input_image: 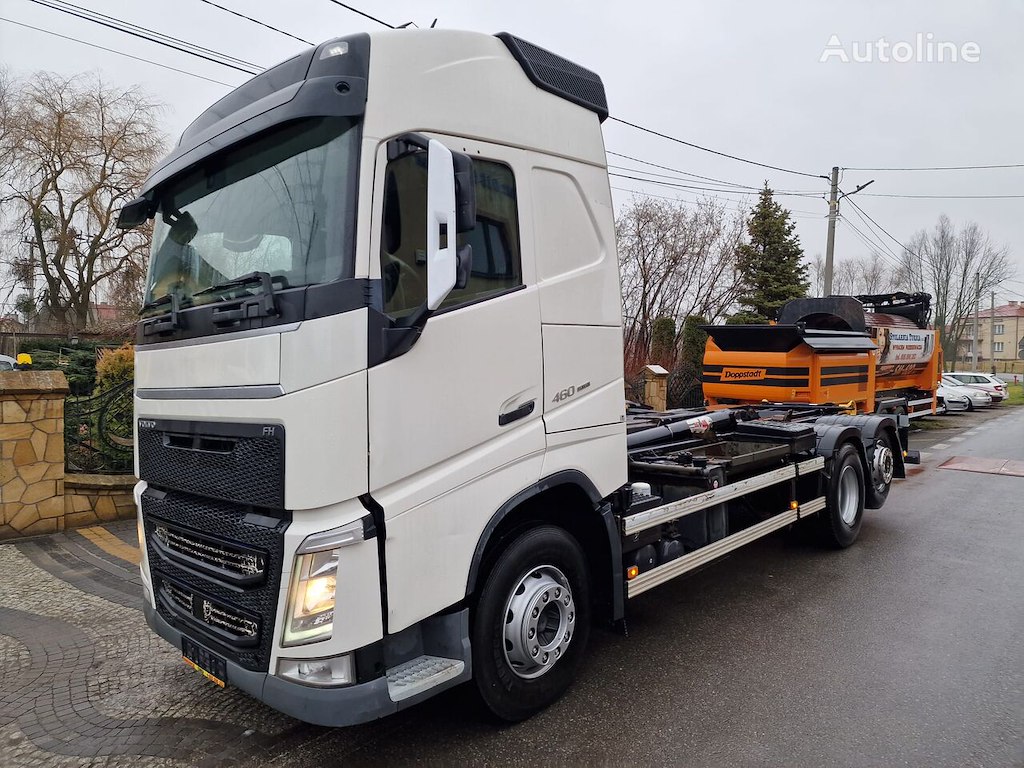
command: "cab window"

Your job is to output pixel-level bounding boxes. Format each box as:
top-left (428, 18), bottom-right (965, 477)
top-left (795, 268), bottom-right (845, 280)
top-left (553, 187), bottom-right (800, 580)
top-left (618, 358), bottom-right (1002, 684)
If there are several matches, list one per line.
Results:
top-left (380, 154), bottom-right (521, 318)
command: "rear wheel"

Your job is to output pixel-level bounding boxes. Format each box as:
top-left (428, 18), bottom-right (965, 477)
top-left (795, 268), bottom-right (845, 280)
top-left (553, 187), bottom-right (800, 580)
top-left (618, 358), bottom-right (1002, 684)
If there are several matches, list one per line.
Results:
top-left (472, 525), bottom-right (591, 722)
top-left (819, 443), bottom-right (865, 548)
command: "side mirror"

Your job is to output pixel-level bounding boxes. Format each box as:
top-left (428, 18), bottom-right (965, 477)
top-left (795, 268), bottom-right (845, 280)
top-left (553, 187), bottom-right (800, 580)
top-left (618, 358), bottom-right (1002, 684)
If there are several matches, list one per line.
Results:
top-left (117, 196), bottom-right (155, 230)
top-left (455, 244), bottom-right (472, 290)
top-left (453, 152), bottom-right (476, 233)
top-left (425, 139), bottom-right (458, 311)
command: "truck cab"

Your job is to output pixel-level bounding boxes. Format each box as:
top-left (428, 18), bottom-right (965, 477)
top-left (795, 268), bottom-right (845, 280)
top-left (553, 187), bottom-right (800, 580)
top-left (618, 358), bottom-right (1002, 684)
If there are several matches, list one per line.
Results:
top-left (124, 30), bottom-right (626, 724)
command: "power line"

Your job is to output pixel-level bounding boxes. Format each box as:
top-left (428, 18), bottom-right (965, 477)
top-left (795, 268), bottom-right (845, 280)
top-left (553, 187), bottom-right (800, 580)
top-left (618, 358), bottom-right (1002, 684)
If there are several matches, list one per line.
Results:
top-left (859, 192), bottom-right (1024, 200)
top-left (199, 0), bottom-right (312, 45)
top-left (607, 151), bottom-right (759, 190)
top-left (838, 216), bottom-right (904, 271)
top-left (842, 201), bottom-right (904, 263)
top-left (608, 171), bottom-right (826, 203)
top-left (606, 160), bottom-right (825, 196)
top-left (323, 0), bottom-right (395, 28)
top-left (26, 0), bottom-right (259, 69)
top-left (608, 116), bottom-right (829, 181)
top-left (608, 172), bottom-right (762, 196)
top-left (0, 16), bottom-right (239, 87)
top-left (43, 0), bottom-right (260, 69)
top-left (610, 185), bottom-right (826, 219)
top-left (843, 199), bottom-right (931, 278)
top-left (23, 0), bottom-right (262, 74)
top-left (843, 163), bottom-right (1024, 171)
top-left (840, 217), bottom-right (890, 261)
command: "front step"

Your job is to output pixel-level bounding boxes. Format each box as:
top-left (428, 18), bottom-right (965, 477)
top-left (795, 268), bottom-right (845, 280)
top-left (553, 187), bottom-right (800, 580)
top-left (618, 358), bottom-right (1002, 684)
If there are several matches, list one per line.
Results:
top-left (387, 655), bottom-right (465, 702)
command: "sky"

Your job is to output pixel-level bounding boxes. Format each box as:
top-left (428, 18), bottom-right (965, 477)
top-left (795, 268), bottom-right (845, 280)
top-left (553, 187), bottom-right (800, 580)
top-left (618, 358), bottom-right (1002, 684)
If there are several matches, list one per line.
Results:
top-left (2, 0), bottom-right (1023, 306)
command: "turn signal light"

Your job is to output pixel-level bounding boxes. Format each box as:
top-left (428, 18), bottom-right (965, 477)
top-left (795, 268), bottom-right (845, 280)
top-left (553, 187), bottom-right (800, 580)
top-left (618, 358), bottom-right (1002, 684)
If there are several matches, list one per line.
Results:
top-left (626, 565), bottom-right (639, 580)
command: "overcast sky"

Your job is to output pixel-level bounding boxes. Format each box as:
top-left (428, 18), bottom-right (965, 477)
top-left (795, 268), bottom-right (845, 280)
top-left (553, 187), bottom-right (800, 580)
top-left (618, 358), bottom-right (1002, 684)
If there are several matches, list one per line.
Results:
top-left (2, 0), bottom-right (1022, 304)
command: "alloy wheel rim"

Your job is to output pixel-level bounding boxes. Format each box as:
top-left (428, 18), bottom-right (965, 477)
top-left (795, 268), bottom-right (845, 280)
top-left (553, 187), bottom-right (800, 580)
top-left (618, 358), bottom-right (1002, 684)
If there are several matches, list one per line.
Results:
top-left (502, 565), bottom-right (576, 680)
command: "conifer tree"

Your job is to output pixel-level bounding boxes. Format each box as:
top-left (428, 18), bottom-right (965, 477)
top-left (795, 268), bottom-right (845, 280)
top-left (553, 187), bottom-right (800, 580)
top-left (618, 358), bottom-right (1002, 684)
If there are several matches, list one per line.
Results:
top-left (732, 184), bottom-right (808, 323)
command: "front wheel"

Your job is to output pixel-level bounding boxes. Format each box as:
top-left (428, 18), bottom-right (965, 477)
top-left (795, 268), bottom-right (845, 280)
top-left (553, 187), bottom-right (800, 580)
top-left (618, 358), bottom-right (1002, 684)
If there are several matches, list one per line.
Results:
top-left (472, 525), bottom-right (591, 722)
top-left (819, 443), bottom-right (866, 548)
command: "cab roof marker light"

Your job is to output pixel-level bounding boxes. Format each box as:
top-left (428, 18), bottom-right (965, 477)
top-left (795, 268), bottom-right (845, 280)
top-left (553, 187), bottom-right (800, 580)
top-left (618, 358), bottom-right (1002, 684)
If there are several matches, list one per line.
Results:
top-left (320, 42), bottom-right (349, 59)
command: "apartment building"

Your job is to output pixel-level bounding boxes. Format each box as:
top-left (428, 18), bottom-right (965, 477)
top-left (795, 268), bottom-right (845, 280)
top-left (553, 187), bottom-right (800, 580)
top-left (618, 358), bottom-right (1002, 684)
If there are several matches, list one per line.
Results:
top-left (956, 300), bottom-right (1024, 367)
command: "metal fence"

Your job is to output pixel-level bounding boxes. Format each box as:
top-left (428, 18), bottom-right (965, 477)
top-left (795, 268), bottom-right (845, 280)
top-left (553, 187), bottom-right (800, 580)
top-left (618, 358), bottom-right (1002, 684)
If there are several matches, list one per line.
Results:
top-left (626, 369), bottom-right (707, 410)
top-left (65, 380), bottom-right (134, 474)
top-left (667, 369), bottom-right (705, 410)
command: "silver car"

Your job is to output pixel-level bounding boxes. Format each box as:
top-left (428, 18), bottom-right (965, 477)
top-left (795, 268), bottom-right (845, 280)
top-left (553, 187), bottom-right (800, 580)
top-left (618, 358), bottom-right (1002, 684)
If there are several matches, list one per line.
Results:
top-left (0, 354), bottom-right (17, 372)
top-left (940, 376), bottom-right (992, 411)
top-left (945, 371), bottom-right (1007, 402)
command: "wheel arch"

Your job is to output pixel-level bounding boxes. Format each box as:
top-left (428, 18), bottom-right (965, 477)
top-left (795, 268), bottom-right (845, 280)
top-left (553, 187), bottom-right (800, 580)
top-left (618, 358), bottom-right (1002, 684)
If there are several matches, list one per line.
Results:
top-left (814, 414), bottom-right (905, 479)
top-left (465, 470), bottom-right (624, 623)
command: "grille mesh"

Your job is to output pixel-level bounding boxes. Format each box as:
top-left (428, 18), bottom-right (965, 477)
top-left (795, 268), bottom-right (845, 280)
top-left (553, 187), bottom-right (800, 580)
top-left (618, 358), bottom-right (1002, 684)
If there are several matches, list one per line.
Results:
top-left (138, 425), bottom-right (283, 507)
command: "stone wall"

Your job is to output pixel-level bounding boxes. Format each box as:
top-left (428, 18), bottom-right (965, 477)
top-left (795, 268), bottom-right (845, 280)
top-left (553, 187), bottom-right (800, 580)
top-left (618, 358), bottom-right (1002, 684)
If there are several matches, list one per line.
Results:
top-left (64, 474), bottom-right (136, 529)
top-left (1, 370), bottom-right (137, 540)
top-left (0, 371), bottom-right (67, 538)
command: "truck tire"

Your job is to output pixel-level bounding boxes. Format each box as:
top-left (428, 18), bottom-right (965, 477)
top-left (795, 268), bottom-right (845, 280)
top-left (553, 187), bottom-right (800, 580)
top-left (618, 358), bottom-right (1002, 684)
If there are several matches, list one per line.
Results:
top-left (865, 432), bottom-right (896, 509)
top-left (819, 443), bottom-right (865, 548)
top-left (472, 525), bottom-right (591, 722)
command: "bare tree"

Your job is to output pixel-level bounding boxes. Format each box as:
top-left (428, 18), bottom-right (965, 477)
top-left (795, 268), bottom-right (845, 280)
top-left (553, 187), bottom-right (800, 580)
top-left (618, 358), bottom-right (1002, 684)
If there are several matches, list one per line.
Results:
top-left (805, 250), bottom-right (895, 298)
top-left (856, 250), bottom-right (893, 294)
top-left (617, 195), bottom-right (745, 373)
top-left (895, 215), bottom-right (1012, 363)
top-left (0, 72), bottom-right (164, 330)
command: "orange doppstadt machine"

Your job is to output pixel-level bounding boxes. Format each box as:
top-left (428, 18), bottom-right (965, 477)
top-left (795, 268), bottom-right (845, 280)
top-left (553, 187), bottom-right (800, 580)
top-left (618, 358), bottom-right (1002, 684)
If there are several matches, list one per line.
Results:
top-left (703, 293), bottom-right (941, 417)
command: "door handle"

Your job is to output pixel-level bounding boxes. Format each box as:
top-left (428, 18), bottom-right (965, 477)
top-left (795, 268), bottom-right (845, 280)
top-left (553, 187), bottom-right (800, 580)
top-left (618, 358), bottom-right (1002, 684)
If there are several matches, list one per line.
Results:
top-left (498, 399), bottom-right (535, 426)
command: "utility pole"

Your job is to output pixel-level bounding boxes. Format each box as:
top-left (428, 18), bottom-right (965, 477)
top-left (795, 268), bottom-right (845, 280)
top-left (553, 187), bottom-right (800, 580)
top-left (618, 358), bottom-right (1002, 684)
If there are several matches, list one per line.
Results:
top-left (971, 271), bottom-right (980, 368)
top-left (823, 169), bottom-right (873, 297)
top-left (990, 290), bottom-right (996, 373)
top-left (824, 166), bottom-right (839, 296)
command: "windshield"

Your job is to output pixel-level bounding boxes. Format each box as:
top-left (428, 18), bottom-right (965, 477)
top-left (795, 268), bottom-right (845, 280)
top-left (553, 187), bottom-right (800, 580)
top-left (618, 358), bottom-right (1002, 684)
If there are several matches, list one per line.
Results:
top-left (143, 117), bottom-right (359, 314)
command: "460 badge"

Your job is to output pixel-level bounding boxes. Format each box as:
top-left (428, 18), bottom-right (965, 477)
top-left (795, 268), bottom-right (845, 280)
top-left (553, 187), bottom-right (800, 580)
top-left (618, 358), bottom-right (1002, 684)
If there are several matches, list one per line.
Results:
top-left (552, 381), bottom-right (591, 404)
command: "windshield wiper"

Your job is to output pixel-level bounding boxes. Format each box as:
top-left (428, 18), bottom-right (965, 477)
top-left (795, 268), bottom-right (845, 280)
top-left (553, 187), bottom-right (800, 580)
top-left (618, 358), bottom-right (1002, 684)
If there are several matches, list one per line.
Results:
top-left (139, 292), bottom-right (183, 335)
top-left (194, 271), bottom-right (281, 325)
top-left (140, 292), bottom-right (174, 313)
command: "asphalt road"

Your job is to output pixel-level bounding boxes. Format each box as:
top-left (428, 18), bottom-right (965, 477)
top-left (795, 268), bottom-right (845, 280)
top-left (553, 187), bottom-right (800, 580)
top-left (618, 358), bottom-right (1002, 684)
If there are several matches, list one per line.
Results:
top-left (1, 406), bottom-right (1021, 767)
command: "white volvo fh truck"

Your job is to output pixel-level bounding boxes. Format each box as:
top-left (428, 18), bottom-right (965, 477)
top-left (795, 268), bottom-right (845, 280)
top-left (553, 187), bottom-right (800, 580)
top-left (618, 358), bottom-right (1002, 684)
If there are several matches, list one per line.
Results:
top-left (120, 30), bottom-right (914, 725)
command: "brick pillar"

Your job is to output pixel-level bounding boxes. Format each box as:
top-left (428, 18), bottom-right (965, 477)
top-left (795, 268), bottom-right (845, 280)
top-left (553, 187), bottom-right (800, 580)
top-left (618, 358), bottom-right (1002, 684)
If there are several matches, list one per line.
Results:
top-left (0, 370), bottom-right (68, 539)
top-left (642, 364), bottom-right (669, 412)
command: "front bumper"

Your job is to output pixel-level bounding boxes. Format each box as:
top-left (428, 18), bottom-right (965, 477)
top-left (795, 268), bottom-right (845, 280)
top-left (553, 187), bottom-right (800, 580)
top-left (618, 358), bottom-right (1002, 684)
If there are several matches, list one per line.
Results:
top-left (943, 399), bottom-right (969, 412)
top-left (145, 602), bottom-right (394, 726)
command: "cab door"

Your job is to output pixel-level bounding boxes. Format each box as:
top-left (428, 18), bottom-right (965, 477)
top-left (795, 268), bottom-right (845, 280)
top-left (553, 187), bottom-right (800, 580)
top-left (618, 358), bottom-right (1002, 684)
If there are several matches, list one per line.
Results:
top-left (366, 136), bottom-right (544, 632)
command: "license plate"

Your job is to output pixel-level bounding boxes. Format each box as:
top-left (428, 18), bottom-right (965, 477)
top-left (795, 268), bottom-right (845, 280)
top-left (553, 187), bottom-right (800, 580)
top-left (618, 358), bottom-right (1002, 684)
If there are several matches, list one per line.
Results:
top-left (182, 637), bottom-right (227, 688)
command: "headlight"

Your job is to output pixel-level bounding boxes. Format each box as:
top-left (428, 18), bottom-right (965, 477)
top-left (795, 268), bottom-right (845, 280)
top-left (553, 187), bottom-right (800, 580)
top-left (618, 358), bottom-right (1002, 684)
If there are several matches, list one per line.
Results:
top-left (282, 519), bottom-right (368, 646)
top-left (284, 550), bottom-right (339, 645)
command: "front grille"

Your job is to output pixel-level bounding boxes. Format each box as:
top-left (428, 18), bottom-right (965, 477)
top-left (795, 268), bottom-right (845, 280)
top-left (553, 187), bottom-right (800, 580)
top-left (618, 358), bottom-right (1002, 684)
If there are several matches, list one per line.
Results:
top-left (156, 577), bottom-right (260, 645)
top-left (153, 522), bottom-right (266, 584)
top-left (138, 419), bottom-right (284, 508)
top-left (143, 488), bottom-right (289, 672)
